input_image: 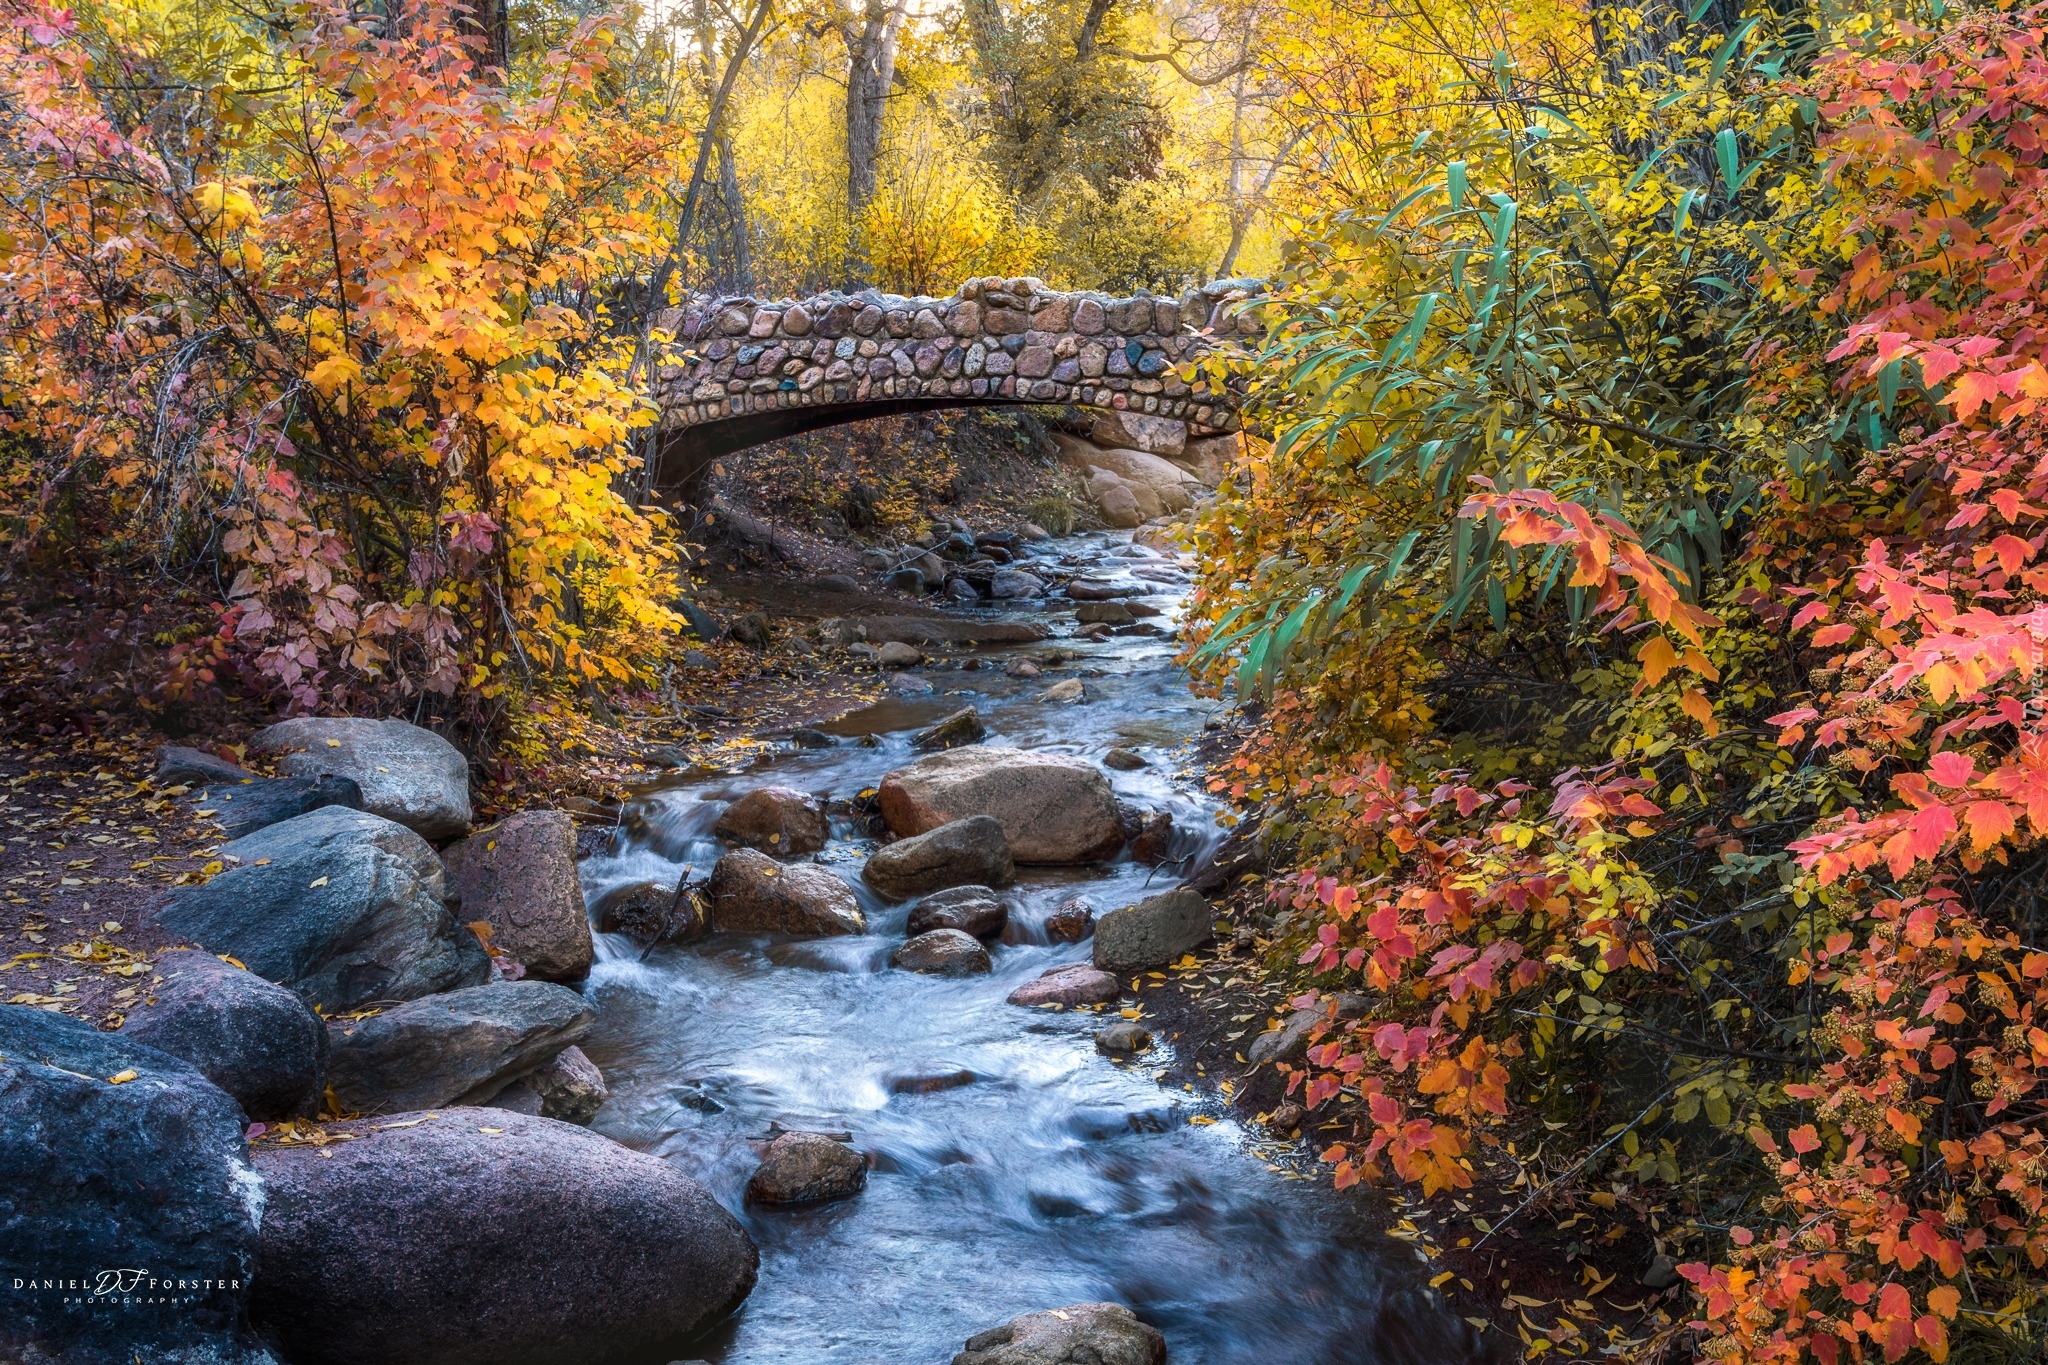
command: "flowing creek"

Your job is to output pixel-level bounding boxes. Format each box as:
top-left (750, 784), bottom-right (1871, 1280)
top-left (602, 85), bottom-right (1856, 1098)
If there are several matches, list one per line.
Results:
top-left (575, 531), bottom-right (1489, 1364)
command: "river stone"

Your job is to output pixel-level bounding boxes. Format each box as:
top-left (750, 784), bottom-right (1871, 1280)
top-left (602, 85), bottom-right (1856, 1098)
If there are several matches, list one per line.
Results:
top-left (118, 949), bottom-right (327, 1121)
top-left (1096, 1020), bottom-right (1153, 1055)
top-left (1007, 963), bottom-right (1120, 1007)
top-left (1042, 679), bottom-right (1086, 703)
top-left (441, 810), bottom-right (592, 982)
top-left (879, 747), bottom-right (1124, 864)
top-left (990, 569), bottom-right (1045, 598)
top-left (0, 1007), bottom-right (274, 1365)
top-left (1045, 897), bottom-right (1095, 942)
top-left (892, 928), bottom-right (993, 977)
top-left (907, 884), bottom-right (1008, 939)
top-left (954, 1302), bottom-right (1166, 1365)
top-left (485, 1044), bottom-right (607, 1125)
top-left (877, 640), bottom-right (923, 668)
top-left (1005, 658), bottom-right (1042, 679)
top-left (196, 774), bottom-right (365, 840)
top-left (591, 878), bottom-right (707, 943)
top-left (156, 742), bottom-right (256, 787)
top-left (251, 716), bottom-right (473, 840)
top-left (864, 816), bottom-right (1014, 899)
top-left (745, 1131), bottom-right (867, 1205)
top-left (1067, 577), bottom-right (1149, 600)
top-left (324, 981), bottom-right (593, 1114)
top-left (708, 849), bottom-right (865, 936)
top-left (1094, 889), bottom-right (1213, 972)
top-left (1103, 747), bottom-right (1147, 770)
top-left (158, 805), bottom-right (492, 1014)
top-left (911, 706), bottom-right (987, 751)
top-left (714, 786), bottom-right (829, 856)
top-left (1075, 601), bottom-right (1136, 626)
top-left (251, 1109), bottom-right (758, 1365)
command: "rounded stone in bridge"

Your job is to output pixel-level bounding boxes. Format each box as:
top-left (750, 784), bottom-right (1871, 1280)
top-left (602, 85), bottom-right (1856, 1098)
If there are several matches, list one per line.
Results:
top-left (645, 275), bottom-right (1260, 488)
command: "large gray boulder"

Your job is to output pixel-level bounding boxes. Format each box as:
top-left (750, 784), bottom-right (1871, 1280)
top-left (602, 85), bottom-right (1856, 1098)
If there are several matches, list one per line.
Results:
top-left (118, 949), bottom-right (327, 1121)
top-left (879, 747), bottom-right (1124, 864)
top-left (707, 849), bottom-right (865, 936)
top-left (863, 815), bottom-right (1014, 899)
top-left (158, 806), bottom-right (492, 1014)
top-left (324, 981), bottom-right (592, 1114)
top-left (195, 774), bottom-right (363, 840)
top-left (440, 810), bottom-right (593, 982)
top-left (251, 716), bottom-right (473, 840)
top-left (1093, 889), bottom-right (1213, 972)
top-left (954, 1302), bottom-right (1167, 1365)
top-left (713, 786), bottom-right (828, 856)
top-left (250, 1109), bottom-right (757, 1365)
top-left (0, 1007), bottom-right (275, 1365)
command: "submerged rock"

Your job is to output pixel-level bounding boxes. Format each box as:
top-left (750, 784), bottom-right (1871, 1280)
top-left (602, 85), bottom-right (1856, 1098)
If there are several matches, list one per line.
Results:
top-left (745, 1131), bottom-right (867, 1205)
top-left (953, 1302), bottom-right (1167, 1365)
top-left (251, 1109), bottom-right (757, 1365)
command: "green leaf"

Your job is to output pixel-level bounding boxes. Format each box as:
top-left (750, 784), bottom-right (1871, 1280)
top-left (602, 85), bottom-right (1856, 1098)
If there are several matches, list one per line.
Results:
top-left (1715, 128), bottom-right (1741, 193)
top-left (1446, 160), bottom-right (1468, 210)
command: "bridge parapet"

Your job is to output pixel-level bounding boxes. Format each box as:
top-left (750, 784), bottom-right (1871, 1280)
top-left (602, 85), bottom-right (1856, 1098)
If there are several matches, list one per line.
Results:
top-left (644, 275), bottom-right (1260, 484)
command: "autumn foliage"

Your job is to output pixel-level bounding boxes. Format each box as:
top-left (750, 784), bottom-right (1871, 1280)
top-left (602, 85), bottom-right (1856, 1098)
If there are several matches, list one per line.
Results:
top-left (0, 0), bottom-right (688, 715)
top-left (1187, 1), bottom-right (2048, 1359)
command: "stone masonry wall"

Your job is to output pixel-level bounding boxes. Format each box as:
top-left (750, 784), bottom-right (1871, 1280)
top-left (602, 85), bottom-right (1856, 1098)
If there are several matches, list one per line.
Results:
top-left (649, 275), bottom-right (1259, 440)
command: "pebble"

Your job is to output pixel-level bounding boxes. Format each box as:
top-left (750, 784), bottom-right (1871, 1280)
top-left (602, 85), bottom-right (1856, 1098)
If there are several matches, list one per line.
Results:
top-left (1095, 1020), bottom-right (1152, 1055)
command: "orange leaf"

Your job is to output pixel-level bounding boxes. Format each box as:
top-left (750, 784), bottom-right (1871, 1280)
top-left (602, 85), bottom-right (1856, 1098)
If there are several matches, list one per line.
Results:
top-left (1638, 635), bottom-right (1677, 687)
top-left (1679, 687), bottom-right (1719, 737)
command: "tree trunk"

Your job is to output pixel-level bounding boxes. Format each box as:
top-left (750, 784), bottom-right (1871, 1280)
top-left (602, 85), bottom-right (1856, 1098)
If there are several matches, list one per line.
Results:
top-left (843, 0), bottom-right (907, 283)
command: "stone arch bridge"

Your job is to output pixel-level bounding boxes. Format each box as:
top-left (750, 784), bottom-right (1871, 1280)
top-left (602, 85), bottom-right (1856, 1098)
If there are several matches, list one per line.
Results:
top-left (643, 275), bottom-right (1261, 492)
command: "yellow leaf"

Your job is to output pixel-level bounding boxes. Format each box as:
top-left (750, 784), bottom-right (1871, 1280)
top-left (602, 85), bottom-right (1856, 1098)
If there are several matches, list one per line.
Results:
top-left (106, 1069), bottom-right (137, 1084)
